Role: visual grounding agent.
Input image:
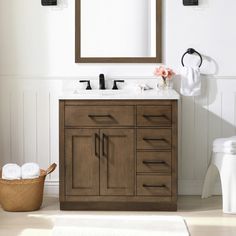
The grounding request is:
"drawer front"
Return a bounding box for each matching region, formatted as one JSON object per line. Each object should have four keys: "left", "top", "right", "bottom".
{"left": 137, "top": 152, "right": 171, "bottom": 173}
{"left": 137, "top": 175, "right": 171, "bottom": 196}
{"left": 137, "top": 129, "right": 172, "bottom": 150}
{"left": 137, "top": 106, "right": 172, "bottom": 127}
{"left": 65, "top": 106, "right": 134, "bottom": 127}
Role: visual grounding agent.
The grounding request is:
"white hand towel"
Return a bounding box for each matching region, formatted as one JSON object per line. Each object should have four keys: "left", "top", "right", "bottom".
{"left": 180, "top": 66, "right": 201, "bottom": 96}
{"left": 2, "top": 164, "right": 21, "bottom": 180}
{"left": 21, "top": 162, "right": 40, "bottom": 179}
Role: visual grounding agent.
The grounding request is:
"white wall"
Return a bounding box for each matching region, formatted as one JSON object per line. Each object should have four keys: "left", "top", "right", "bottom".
{"left": 1, "top": 0, "right": 236, "bottom": 195}
{"left": 1, "top": 0, "right": 236, "bottom": 76}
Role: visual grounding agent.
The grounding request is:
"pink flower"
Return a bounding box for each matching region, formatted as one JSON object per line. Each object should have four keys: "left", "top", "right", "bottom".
{"left": 154, "top": 66, "right": 168, "bottom": 78}
{"left": 154, "top": 66, "right": 175, "bottom": 80}
{"left": 166, "top": 68, "right": 175, "bottom": 80}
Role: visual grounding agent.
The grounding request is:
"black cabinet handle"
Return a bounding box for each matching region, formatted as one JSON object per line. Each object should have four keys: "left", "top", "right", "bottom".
{"left": 143, "top": 138, "right": 168, "bottom": 143}
{"left": 143, "top": 114, "right": 169, "bottom": 120}
{"left": 143, "top": 184, "right": 167, "bottom": 188}
{"left": 89, "top": 114, "right": 117, "bottom": 124}
{"left": 94, "top": 133, "right": 99, "bottom": 158}
{"left": 142, "top": 160, "right": 166, "bottom": 165}
{"left": 102, "top": 133, "right": 108, "bottom": 157}
{"left": 88, "top": 114, "right": 112, "bottom": 118}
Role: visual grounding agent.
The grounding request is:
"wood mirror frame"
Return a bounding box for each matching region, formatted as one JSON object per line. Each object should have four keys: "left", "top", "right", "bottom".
{"left": 75, "top": 0, "right": 162, "bottom": 63}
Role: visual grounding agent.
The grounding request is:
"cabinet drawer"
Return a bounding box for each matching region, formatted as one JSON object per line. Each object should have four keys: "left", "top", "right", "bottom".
{"left": 137, "top": 152, "right": 171, "bottom": 173}
{"left": 137, "top": 129, "right": 172, "bottom": 150}
{"left": 137, "top": 175, "right": 171, "bottom": 196}
{"left": 137, "top": 106, "right": 172, "bottom": 127}
{"left": 65, "top": 106, "right": 134, "bottom": 127}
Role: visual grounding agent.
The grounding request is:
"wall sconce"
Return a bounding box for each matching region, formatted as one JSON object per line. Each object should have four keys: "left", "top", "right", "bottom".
{"left": 41, "top": 0, "right": 57, "bottom": 6}
{"left": 183, "top": 0, "right": 198, "bottom": 6}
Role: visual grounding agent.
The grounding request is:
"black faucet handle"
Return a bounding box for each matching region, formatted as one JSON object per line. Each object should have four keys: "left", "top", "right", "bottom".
{"left": 99, "top": 74, "right": 105, "bottom": 79}
{"left": 79, "top": 80, "right": 92, "bottom": 90}
{"left": 99, "top": 74, "right": 106, "bottom": 90}
{"left": 112, "top": 80, "right": 125, "bottom": 90}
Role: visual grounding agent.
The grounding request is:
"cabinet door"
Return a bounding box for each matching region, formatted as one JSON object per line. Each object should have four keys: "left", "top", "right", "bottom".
{"left": 65, "top": 129, "right": 100, "bottom": 196}
{"left": 100, "top": 129, "right": 134, "bottom": 196}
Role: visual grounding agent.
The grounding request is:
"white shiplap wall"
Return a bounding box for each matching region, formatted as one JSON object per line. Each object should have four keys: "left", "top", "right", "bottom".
{"left": 0, "top": 78, "right": 61, "bottom": 195}
{"left": 0, "top": 76, "right": 236, "bottom": 195}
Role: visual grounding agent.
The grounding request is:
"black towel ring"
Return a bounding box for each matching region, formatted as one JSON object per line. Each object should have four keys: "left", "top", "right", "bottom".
{"left": 181, "top": 48, "right": 203, "bottom": 68}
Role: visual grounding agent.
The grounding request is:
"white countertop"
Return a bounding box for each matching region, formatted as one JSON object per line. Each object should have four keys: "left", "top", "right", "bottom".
{"left": 59, "top": 89, "right": 180, "bottom": 100}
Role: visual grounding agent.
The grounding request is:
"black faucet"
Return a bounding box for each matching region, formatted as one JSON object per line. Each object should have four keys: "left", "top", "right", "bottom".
{"left": 79, "top": 80, "right": 92, "bottom": 90}
{"left": 99, "top": 74, "right": 106, "bottom": 90}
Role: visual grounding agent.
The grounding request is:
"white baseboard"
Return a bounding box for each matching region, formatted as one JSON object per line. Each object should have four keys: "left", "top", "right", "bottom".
{"left": 178, "top": 180, "right": 222, "bottom": 195}
{"left": 44, "top": 181, "right": 59, "bottom": 197}
{"left": 44, "top": 180, "right": 222, "bottom": 197}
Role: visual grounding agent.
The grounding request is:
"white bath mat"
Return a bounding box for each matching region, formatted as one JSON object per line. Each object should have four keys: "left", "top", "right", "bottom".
{"left": 52, "top": 215, "right": 189, "bottom": 236}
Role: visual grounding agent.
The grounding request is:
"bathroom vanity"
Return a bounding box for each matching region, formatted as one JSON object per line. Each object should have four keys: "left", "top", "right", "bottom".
{"left": 59, "top": 90, "right": 179, "bottom": 211}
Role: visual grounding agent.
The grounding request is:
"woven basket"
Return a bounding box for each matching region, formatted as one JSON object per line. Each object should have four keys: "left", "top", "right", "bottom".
{"left": 0, "top": 163, "right": 57, "bottom": 212}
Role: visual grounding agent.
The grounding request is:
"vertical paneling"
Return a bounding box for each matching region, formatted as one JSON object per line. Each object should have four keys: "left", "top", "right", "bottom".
{"left": 221, "top": 93, "right": 235, "bottom": 137}
{"left": 207, "top": 80, "right": 222, "bottom": 165}
{"left": 10, "top": 92, "right": 24, "bottom": 165}
{"left": 181, "top": 96, "right": 195, "bottom": 180}
{"left": 0, "top": 85, "right": 11, "bottom": 166}
{"left": 23, "top": 91, "right": 37, "bottom": 163}
{"left": 37, "top": 91, "right": 50, "bottom": 170}
{"left": 49, "top": 83, "right": 61, "bottom": 181}
{"left": 193, "top": 93, "right": 208, "bottom": 180}
{"left": 235, "top": 92, "right": 236, "bottom": 134}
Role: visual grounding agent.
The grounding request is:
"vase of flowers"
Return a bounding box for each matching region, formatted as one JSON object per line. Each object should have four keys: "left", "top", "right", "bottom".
{"left": 154, "top": 66, "right": 175, "bottom": 90}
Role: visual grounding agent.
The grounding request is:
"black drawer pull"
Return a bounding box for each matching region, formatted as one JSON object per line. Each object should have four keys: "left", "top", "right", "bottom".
{"left": 88, "top": 114, "right": 112, "bottom": 118}
{"left": 88, "top": 114, "right": 117, "bottom": 124}
{"left": 94, "top": 133, "right": 100, "bottom": 158}
{"left": 143, "top": 138, "right": 168, "bottom": 142}
{"left": 143, "top": 184, "right": 167, "bottom": 188}
{"left": 143, "top": 160, "right": 166, "bottom": 165}
{"left": 102, "top": 133, "right": 108, "bottom": 157}
{"left": 143, "top": 114, "right": 168, "bottom": 120}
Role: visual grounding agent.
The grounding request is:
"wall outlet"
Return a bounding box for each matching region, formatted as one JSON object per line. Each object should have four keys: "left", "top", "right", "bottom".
{"left": 41, "top": 0, "right": 57, "bottom": 6}
{"left": 183, "top": 0, "right": 198, "bottom": 6}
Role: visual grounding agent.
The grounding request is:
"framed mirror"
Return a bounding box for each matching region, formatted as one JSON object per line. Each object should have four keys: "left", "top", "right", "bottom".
{"left": 75, "top": 0, "right": 162, "bottom": 63}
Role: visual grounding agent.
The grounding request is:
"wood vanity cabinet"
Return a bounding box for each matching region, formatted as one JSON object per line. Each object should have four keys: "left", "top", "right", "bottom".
{"left": 59, "top": 100, "right": 178, "bottom": 211}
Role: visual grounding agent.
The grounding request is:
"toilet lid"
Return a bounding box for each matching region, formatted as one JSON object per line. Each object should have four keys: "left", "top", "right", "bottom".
{"left": 213, "top": 146, "right": 236, "bottom": 154}
{"left": 213, "top": 136, "right": 236, "bottom": 148}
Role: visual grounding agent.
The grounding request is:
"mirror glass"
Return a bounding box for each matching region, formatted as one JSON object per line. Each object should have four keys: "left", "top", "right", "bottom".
{"left": 76, "top": 0, "right": 162, "bottom": 63}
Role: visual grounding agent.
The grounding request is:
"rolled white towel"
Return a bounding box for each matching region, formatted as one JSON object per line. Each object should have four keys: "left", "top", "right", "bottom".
{"left": 2, "top": 164, "right": 21, "bottom": 180}
{"left": 21, "top": 162, "right": 40, "bottom": 179}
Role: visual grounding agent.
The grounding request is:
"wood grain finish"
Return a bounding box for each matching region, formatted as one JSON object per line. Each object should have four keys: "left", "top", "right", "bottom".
{"left": 65, "top": 105, "right": 134, "bottom": 127}
{"left": 137, "top": 175, "right": 171, "bottom": 196}
{"left": 65, "top": 129, "right": 100, "bottom": 196}
{"left": 137, "top": 151, "right": 171, "bottom": 173}
{"left": 137, "top": 128, "right": 172, "bottom": 150}
{"left": 75, "top": 0, "right": 162, "bottom": 63}
{"left": 100, "top": 129, "right": 134, "bottom": 196}
{"left": 137, "top": 105, "right": 172, "bottom": 127}
{"left": 59, "top": 100, "right": 178, "bottom": 210}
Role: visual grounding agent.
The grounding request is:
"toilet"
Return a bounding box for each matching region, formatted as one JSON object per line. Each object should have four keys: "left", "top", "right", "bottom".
{"left": 202, "top": 136, "right": 236, "bottom": 214}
